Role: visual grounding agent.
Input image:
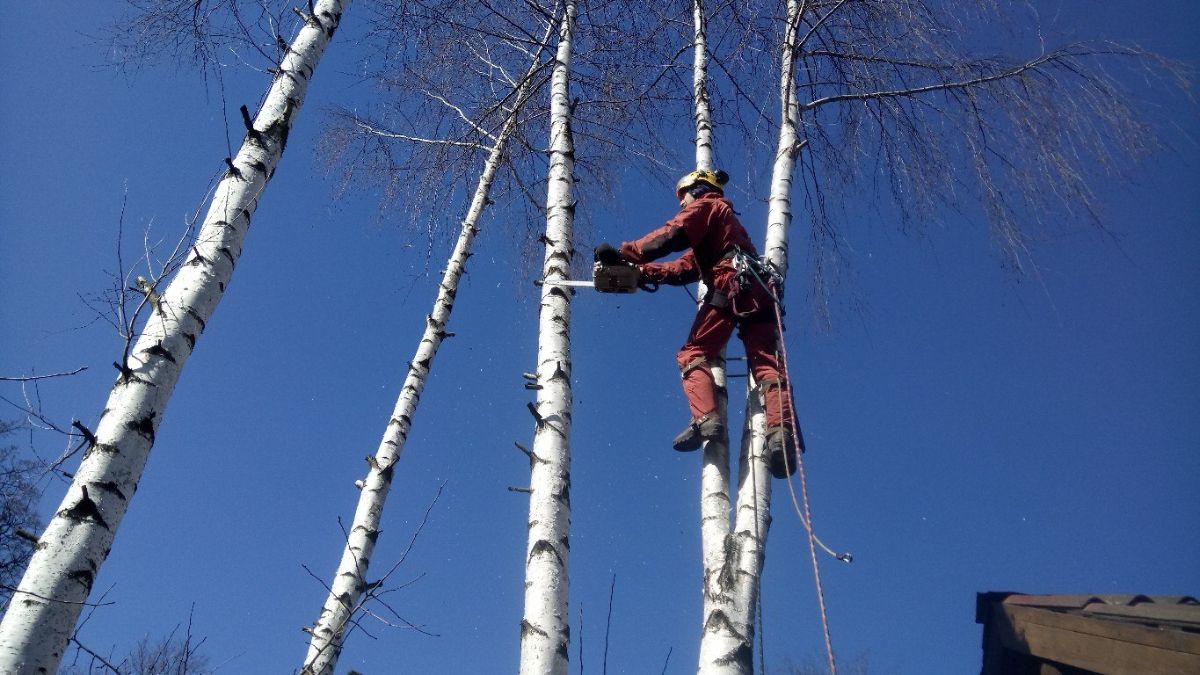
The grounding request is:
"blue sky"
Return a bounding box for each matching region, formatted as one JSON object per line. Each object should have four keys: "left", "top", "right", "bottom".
{"left": 1, "top": 1, "right": 1197, "bottom": 673}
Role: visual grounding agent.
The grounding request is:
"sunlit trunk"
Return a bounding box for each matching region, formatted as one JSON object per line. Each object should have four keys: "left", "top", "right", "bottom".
{"left": 698, "top": 0, "right": 801, "bottom": 670}
{"left": 300, "top": 54, "right": 547, "bottom": 675}
{"left": 0, "top": 3, "right": 349, "bottom": 672}
{"left": 519, "top": 2, "right": 577, "bottom": 673}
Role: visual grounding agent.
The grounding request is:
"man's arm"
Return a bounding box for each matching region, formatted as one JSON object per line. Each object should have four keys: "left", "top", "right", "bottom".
{"left": 640, "top": 251, "right": 699, "bottom": 286}
{"left": 618, "top": 200, "right": 709, "bottom": 264}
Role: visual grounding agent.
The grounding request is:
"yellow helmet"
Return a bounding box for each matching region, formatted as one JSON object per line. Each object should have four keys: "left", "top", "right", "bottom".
{"left": 675, "top": 169, "right": 729, "bottom": 199}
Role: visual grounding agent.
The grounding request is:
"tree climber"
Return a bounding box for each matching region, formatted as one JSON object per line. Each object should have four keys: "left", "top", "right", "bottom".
{"left": 594, "top": 169, "right": 801, "bottom": 478}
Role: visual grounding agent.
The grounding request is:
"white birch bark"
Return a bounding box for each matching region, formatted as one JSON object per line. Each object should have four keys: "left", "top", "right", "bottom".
{"left": 519, "top": 2, "right": 576, "bottom": 672}
{"left": 0, "top": 3, "right": 349, "bottom": 672}
{"left": 692, "top": 0, "right": 729, "bottom": 554}
{"left": 691, "top": 0, "right": 714, "bottom": 174}
{"left": 301, "top": 47, "right": 551, "bottom": 675}
{"left": 690, "top": 0, "right": 740, "bottom": 668}
{"left": 697, "top": 0, "right": 802, "bottom": 671}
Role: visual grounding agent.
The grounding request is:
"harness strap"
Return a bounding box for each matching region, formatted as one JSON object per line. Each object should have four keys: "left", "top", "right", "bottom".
{"left": 679, "top": 357, "right": 714, "bottom": 377}
{"left": 705, "top": 289, "right": 730, "bottom": 309}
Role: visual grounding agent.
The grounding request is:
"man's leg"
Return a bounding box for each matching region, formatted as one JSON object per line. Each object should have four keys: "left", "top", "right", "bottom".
{"left": 672, "top": 304, "right": 735, "bottom": 451}
{"left": 740, "top": 317, "right": 801, "bottom": 477}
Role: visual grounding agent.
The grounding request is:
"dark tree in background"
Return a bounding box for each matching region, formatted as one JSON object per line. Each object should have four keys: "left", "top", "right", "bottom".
{"left": 0, "top": 420, "right": 40, "bottom": 616}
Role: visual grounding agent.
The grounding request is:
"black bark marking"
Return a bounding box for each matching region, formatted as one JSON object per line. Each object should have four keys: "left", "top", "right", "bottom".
{"left": 85, "top": 443, "right": 119, "bottom": 461}
{"left": 554, "top": 480, "right": 570, "bottom": 508}
{"left": 112, "top": 362, "right": 151, "bottom": 387}
{"left": 219, "top": 246, "right": 236, "bottom": 266}
{"left": 187, "top": 246, "right": 209, "bottom": 267}
{"left": 321, "top": 11, "right": 342, "bottom": 38}
{"left": 185, "top": 307, "right": 207, "bottom": 332}
{"left": 126, "top": 414, "right": 157, "bottom": 442}
{"left": 224, "top": 157, "right": 243, "bottom": 180}
{"left": 264, "top": 98, "right": 298, "bottom": 152}
{"left": 183, "top": 332, "right": 197, "bottom": 351}
{"left": 548, "top": 286, "right": 569, "bottom": 300}
{"left": 714, "top": 641, "right": 753, "bottom": 667}
{"left": 550, "top": 362, "right": 569, "bottom": 381}
{"left": 703, "top": 609, "right": 744, "bottom": 638}
{"left": 521, "top": 619, "right": 548, "bottom": 640}
{"left": 93, "top": 480, "right": 127, "bottom": 502}
{"left": 366, "top": 455, "right": 395, "bottom": 482}
{"left": 60, "top": 486, "right": 109, "bottom": 530}
{"left": 67, "top": 569, "right": 95, "bottom": 593}
{"left": 528, "top": 539, "right": 562, "bottom": 566}
{"left": 141, "top": 342, "right": 176, "bottom": 364}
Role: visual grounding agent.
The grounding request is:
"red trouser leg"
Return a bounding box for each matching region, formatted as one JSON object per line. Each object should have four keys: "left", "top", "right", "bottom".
{"left": 676, "top": 303, "right": 736, "bottom": 420}
{"left": 739, "top": 317, "right": 794, "bottom": 430}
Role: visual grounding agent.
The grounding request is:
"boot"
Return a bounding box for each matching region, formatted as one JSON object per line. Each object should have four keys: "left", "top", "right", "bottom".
{"left": 672, "top": 414, "right": 726, "bottom": 452}
{"left": 766, "top": 426, "right": 800, "bottom": 478}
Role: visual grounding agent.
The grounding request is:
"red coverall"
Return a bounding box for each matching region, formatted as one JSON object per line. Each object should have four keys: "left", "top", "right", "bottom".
{"left": 618, "top": 192, "right": 795, "bottom": 431}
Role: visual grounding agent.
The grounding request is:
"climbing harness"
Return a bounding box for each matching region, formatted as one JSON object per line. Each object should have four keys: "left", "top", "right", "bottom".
{"left": 725, "top": 247, "right": 784, "bottom": 318}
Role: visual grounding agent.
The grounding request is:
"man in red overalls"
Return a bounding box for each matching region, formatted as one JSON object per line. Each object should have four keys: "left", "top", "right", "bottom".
{"left": 594, "top": 170, "right": 801, "bottom": 478}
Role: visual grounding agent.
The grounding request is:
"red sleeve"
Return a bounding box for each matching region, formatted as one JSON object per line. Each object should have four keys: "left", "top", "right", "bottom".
{"left": 639, "top": 251, "right": 699, "bottom": 286}
{"left": 618, "top": 200, "right": 710, "bottom": 264}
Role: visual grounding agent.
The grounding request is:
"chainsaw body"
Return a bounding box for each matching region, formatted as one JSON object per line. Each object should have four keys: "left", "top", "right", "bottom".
{"left": 593, "top": 261, "right": 640, "bottom": 293}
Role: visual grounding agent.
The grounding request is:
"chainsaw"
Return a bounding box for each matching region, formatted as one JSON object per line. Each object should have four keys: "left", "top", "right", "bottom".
{"left": 536, "top": 261, "right": 656, "bottom": 293}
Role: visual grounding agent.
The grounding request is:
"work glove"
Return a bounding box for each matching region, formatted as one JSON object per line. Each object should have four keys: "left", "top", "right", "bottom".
{"left": 638, "top": 264, "right": 666, "bottom": 283}
{"left": 593, "top": 242, "right": 624, "bottom": 266}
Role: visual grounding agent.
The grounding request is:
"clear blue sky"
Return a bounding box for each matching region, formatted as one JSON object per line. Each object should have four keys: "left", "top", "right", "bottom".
{"left": 1, "top": 1, "right": 1197, "bottom": 673}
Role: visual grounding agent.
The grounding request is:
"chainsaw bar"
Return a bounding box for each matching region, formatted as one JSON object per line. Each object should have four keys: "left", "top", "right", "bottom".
{"left": 537, "top": 278, "right": 596, "bottom": 289}
{"left": 535, "top": 261, "right": 643, "bottom": 293}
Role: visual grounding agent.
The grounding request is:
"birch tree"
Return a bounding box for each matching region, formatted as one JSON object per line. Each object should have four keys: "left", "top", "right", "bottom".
{"left": 519, "top": 1, "right": 578, "bottom": 671}
{"left": 300, "top": 21, "right": 559, "bottom": 675}
{"left": 689, "top": 0, "right": 741, "bottom": 668}
{"left": 698, "top": 2, "right": 807, "bottom": 671}
{"left": 0, "top": 3, "right": 349, "bottom": 671}
{"left": 685, "top": 0, "right": 1168, "bottom": 670}
{"left": 690, "top": 0, "right": 792, "bottom": 670}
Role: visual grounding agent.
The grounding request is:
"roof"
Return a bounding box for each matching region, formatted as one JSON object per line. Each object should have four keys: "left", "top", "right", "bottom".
{"left": 976, "top": 592, "right": 1200, "bottom": 674}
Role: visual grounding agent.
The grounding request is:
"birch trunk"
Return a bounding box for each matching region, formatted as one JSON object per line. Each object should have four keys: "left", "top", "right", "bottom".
{"left": 697, "top": 0, "right": 802, "bottom": 671}
{"left": 692, "top": 0, "right": 729, "bottom": 559}
{"left": 0, "top": 4, "right": 348, "bottom": 672}
{"left": 300, "top": 55, "right": 547, "bottom": 675}
{"left": 691, "top": 0, "right": 714, "bottom": 174}
{"left": 519, "top": 2, "right": 576, "bottom": 672}
{"left": 690, "top": 0, "right": 740, "bottom": 668}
